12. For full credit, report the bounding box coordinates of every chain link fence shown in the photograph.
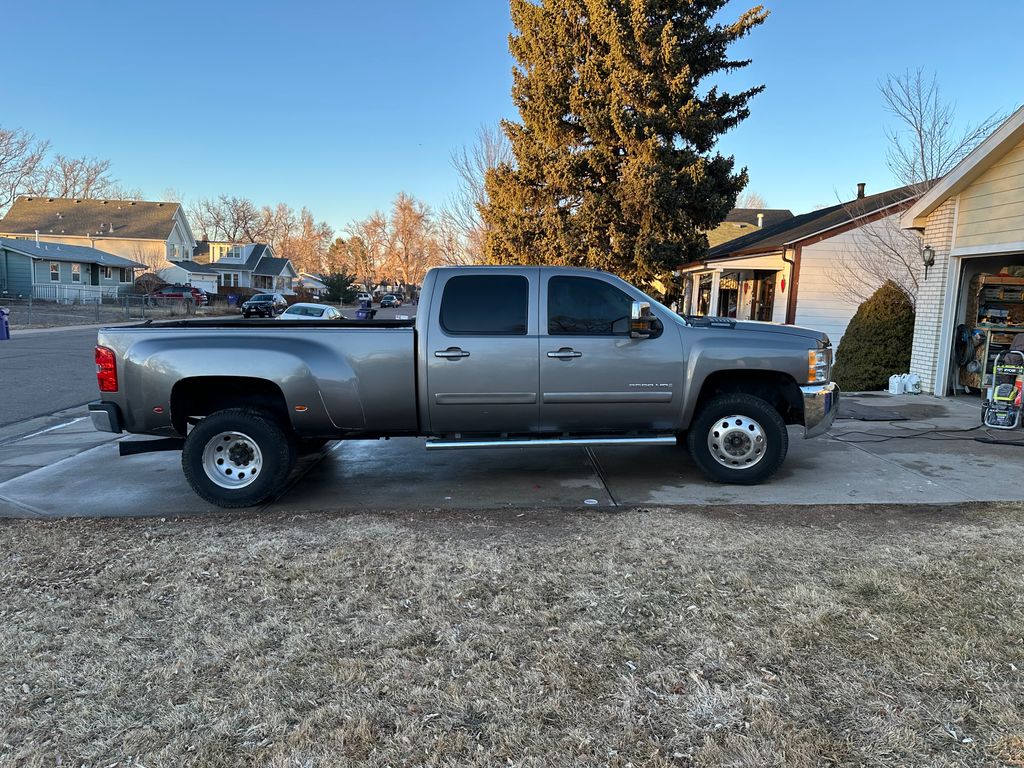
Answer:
[0,292,237,330]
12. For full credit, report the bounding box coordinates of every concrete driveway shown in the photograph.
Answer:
[1,393,1022,519]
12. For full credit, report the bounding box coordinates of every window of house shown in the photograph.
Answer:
[439,275,529,336]
[547,276,632,335]
[71,263,81,282]
[50,262,60,282]
[119,268,129,283]
[102,266,113,280]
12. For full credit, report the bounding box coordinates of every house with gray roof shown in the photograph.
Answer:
[678,184,919,349]
[0,236,145,300]
[156,260,221,295]
[0,196,196,274]
[208,243,297,294]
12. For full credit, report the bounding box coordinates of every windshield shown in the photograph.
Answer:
[251,295,273,302]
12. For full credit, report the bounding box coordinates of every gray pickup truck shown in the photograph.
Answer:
[90,266,838,507]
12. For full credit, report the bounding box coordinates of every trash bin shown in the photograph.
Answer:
[0,307,9,341]
[355,307,377,320]
[227,294,239,307]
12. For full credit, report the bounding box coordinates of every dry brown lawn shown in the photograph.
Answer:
[1,503,1023,767]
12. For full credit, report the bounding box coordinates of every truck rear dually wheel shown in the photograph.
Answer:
[687,393,788,485]
[182,407,296,508]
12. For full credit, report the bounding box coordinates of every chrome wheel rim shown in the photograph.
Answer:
[707,415,766,469]
[202,431,263,489]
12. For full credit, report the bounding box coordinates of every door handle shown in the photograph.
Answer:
[547,348,582,359]
[435,347,470,359]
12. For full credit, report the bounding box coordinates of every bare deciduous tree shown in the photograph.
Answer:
[1,124,139,213]
[188,195,267,243]
[383,192,436,286]
[736,190,767,209]
[129,241,169,273]
[882,68,1003,194]
[829,70,1005,307]
[28,155,115,199]
[278,207,333,274]
[442,124,512,263]
[0,127,48,212]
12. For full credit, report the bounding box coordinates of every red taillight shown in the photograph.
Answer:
[95,346,118,392]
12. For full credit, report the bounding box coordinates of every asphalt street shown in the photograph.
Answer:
[0,327,100,427]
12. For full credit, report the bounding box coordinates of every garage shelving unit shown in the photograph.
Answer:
[970,275,1024,388]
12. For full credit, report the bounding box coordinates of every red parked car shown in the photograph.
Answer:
[146,284,208,306]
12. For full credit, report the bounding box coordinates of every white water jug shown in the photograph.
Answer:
[888,374,905,394]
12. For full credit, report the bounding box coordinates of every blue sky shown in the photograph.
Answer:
[2,1,1021,229]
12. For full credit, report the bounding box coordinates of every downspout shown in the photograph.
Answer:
[781,245,802,325]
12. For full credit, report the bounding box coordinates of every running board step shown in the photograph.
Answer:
[425,435,676,450]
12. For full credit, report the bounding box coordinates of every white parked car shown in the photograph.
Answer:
[356,292,372,303]
[279,303,346,320]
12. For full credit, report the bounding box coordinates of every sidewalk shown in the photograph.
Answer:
[1,394,1021,519]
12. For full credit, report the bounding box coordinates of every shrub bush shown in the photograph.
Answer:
[832,281,915,392]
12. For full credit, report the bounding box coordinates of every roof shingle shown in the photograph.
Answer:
[0,236,146,268]
[707,185,918,259]
[0,196,184,241]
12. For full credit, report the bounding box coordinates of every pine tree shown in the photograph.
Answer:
[483,0,767,291]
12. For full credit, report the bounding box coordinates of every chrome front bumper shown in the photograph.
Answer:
[800,382,839,438]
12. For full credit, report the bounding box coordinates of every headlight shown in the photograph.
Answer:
[808,346,832,383]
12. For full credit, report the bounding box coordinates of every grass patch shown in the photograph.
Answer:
[1,504,1022,766]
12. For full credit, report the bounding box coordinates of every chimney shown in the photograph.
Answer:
[857,182,866,199]
[757,213,764,228]
[34,229,39,245]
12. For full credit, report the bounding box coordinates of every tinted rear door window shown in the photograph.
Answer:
[440,275,529,335]
[548,276,632,335]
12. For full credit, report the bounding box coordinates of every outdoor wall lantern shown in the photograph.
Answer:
[921,244,935,280]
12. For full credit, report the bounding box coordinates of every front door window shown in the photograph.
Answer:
[718,273,739,318]
[695,274,713,316]
[751,271,777,322]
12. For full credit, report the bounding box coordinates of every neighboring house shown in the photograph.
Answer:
[156,260,220,295]
[296,272,328,298]
[0,196,196,272]
[191,239,241,265]
[901,104,1024,396]
[208,243,298,294]
[707,208,794,248]
[678,184,918,350]
[0,236,144,300]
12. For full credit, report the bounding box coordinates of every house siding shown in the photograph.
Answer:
[793,214,900,349]
[0,250,33,294]
[954,138,1024,248]
[909,199,956,393]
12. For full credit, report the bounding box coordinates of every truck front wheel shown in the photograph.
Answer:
[686,394,788,485]
[182,407,297,508]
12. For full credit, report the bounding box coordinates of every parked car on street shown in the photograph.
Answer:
[279,303,345,320]
[356,292,372,304]
[91,266,839,508]
[146,284,207,306]
[380,293,402,308]
[240,293,288,318]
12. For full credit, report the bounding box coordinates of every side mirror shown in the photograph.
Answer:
[630,301,654,339]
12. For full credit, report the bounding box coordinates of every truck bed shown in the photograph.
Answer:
[96,321,419,437]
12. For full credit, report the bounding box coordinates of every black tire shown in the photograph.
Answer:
[182,407,297,508]
[686,393,788,485]
[243,312,251,319]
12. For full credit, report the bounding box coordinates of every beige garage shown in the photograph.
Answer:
[902,105,1024,396]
